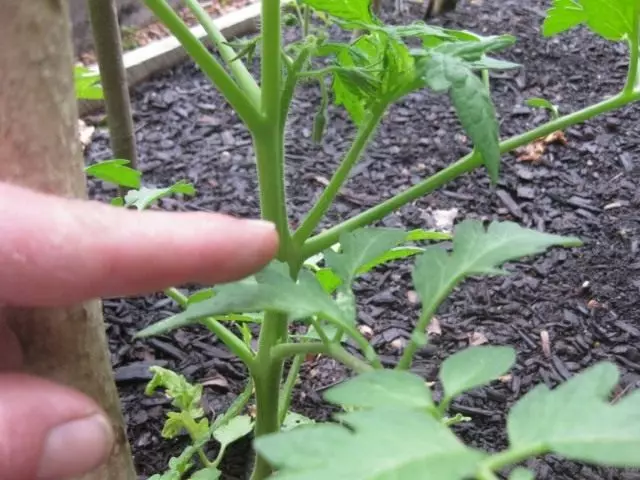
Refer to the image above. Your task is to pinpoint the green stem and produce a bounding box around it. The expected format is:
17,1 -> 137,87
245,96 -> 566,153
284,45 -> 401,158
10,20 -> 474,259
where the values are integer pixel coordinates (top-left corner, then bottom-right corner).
183,415 -> 213,467
271,340 -> 374,373
327,344 -> 375,373
280,45 -> 313,136
301,90 -> 640,259
624,14 -> 640,94
309,317 -> 332,344
478,444 -> 547,474
271,341 -> 327,360
183,0 -> 261,106
253,131 -> 293,261
249,3 -> 292,474
164,288 -> 256,369
261,0 -> 282,120
293,1 -> 305,26
303,5 -> 311,37
251,312 -> 288,480
293,104 -> 387,244
278,353 -> 304,425
201,318 -> 256,369
164,287 -> 189,307
144,0 -> 262,131
397,305 -> 444,370
476,468 -> 500,480
211,378 -> 254,432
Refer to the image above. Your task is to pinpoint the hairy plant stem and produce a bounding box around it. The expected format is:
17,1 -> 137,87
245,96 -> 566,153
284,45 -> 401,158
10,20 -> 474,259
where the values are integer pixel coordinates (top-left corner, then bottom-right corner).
250,1 -> 294,477
183,415 -> 213,467
280,45 -> 313,138
476,469 -> 501,480
397,299 -> 450,370
271,342 -> 374,373
143,0 -> 261,130
294,103 -> 387,244
251,311 -> 288,480
278,354 -> 304,424
624,13 -> 640,94
164,288 -> 256,368
303,4 -> 311,37
301,89 -> 640,259
477,444 -> 547,478
183,0 -> 261,105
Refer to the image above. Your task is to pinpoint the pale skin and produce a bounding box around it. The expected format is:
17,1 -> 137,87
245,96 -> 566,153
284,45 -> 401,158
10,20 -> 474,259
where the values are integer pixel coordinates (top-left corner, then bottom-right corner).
0,182 -> 279,479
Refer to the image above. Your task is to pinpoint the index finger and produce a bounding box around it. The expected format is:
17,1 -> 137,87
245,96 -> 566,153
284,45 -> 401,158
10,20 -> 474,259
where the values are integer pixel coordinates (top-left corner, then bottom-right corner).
0,183 -> 279,306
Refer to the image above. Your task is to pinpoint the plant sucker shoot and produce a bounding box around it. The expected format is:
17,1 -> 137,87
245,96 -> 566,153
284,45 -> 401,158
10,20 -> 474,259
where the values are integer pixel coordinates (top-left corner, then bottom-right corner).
82,0 -> 640,479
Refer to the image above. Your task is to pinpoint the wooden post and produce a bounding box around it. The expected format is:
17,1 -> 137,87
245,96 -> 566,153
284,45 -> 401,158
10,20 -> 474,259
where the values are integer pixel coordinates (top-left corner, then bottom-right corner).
0,1 -> 137,478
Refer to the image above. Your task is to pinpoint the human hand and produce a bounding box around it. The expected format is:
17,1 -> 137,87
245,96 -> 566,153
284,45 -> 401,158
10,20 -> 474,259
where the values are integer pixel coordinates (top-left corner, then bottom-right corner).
0,182 -> 279,479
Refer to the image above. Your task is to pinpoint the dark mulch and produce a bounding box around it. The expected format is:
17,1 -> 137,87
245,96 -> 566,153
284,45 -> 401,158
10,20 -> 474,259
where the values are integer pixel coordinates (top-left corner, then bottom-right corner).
84,0 -> 640,478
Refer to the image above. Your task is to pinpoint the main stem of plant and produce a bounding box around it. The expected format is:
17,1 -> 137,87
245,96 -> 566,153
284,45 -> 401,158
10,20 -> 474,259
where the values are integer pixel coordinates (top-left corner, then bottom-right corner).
250,0 -> 292,478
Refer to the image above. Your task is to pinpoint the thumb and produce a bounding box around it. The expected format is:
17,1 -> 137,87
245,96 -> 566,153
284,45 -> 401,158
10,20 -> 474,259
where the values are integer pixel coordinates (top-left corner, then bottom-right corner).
0,374 -> 113,480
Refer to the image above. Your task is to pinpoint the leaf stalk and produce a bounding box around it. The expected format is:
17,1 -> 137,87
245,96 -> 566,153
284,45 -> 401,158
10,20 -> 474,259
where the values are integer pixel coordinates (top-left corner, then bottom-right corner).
301,89 -> 640,259
294,102 -> 388,244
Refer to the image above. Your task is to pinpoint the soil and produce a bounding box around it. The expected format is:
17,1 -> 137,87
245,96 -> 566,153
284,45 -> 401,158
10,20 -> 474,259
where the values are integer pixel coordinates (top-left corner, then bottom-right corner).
83,0 -> 640,478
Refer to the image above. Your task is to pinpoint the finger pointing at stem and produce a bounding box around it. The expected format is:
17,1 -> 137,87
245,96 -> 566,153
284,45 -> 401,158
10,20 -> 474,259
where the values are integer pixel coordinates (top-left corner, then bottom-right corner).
0,182 -> 279,307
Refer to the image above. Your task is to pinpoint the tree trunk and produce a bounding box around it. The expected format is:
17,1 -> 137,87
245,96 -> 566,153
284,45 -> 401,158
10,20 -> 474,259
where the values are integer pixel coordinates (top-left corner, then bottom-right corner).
0,1 -> 137,479
88,0 -> 139,173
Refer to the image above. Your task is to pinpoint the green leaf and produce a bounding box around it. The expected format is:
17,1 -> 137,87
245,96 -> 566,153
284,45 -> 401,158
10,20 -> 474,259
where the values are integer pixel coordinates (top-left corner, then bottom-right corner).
190,467 -> 222,480
508,362 -> 640,467
405,229 -> 452,242
467,56 -> 521,71
213,414 -> 254,448
324,370 -> 435,411
412,220 -> 582,318
542,0 -> 639,41
324,228 -> 407,286
433,34 -> 517,61
526,97 -> 556,110
332,39 -> 382,125
187,289 -> 216,306
381,35 -> 416,98
84,159 -> 141,189
145,366 -> 204,416
282,411 -> 316,431
313,229 -> 449,295
542,0 -> 586,36
509,468 -> 535,480
416,52 -> 501,182
450,78 -> 500,182
124,180 -> 196,210
440,346 -> 516,402
74,65 -> 103,100
254,408 -> 485,479
313,268 -> 342,294
136,262 -> 349,338
356,246 -> 424,274
330,32 -> 415,122
162,412 -> 209,440
301,0 -> 374,25
526,97 -> 560,118
150,446 -> 198,480
382,22 -> 454,40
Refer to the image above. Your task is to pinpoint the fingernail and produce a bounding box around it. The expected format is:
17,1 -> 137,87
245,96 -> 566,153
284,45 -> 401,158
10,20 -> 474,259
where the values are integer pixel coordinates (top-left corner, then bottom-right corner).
38,413 -> 114,480
244,219 -> 277,233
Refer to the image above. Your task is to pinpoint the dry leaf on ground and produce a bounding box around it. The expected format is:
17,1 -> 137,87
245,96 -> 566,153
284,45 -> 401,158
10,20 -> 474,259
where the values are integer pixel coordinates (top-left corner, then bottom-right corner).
469,331 -> 488,346
516,130 -> 567,163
